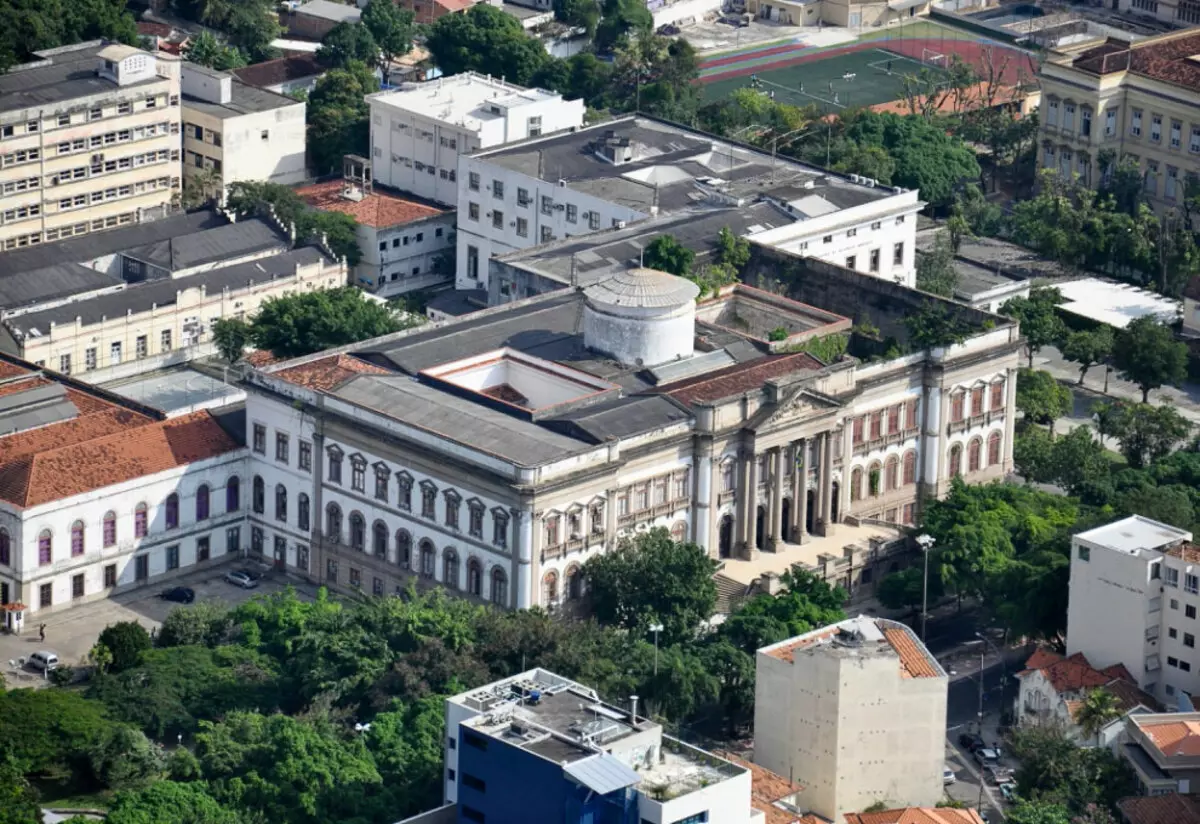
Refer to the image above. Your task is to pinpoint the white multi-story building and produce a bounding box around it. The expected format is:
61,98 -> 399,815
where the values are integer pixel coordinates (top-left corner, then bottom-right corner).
238,241 -> 1019,612
1067,516 -> 1200,705
754,615 -> 948,822
0,357 -> 245,622
0,41 -> 183,252
180,63 -> 307,193
366,72 -> 585,207
457,116 -> 922,292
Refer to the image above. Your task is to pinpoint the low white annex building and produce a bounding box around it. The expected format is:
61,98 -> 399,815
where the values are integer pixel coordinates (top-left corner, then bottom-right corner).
0,356 -> 245,622
754,615 -> 948,822
1067,516 -> 1200,706
181,63 -> 307,193
457,116 -> 923,292
367,72 -> 585,207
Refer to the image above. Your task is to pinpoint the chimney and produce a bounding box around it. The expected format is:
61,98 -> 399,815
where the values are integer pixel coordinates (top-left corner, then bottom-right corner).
630,695 -> 639,724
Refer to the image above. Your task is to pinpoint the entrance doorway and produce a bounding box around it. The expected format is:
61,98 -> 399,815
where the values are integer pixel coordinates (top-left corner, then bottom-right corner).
806,489 -> 816,534
831,481 -> 840,523
719,516 -> 734,559
781,498 -> 792,543
755,506 -> 766,550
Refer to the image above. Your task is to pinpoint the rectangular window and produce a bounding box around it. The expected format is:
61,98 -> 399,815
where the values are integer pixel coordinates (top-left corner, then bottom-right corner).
226,526 -> 240,554
161,329 -> 172,352
39,583 -> 52,608
104,564 -> 117,588
1167,567 -> 1180,587
566,204 -> 577,223
1046,98 -> 1059,126
253,424 -> 266,454
845,255 -> 856,270
869,248 -> 880,273
1167,166 -> 1179,200
492,180 -> 504,199
1192,127 -> 1200,153
1106,109 -> 1118,137
72,573 -> 84,599
1187,573 -> 1199,594
463,732 -> 488,751
588,212 -> 600,230
1188,605 -> 1197,619
468,202 -> 479,221
468,172 -> 479,191
166,544 -> 180,570
517,187 -> 529,206
299,441 -> 312,472
197,536 -> 210,563
59,354 -> 71,375
1151,114 -> 1162,142
492,209 -> 503,230
540,226 -> 552,243
516,216 -> 528,237
1132,109 -> 1142,137
135,335 -> 147,359
893,242 -> 904,266
276,432 -> 289,463
462,808 -> 485,824
467,245 -> 479,280
462,774 -> 487,792
1186,633 -> 1195,648
541,195 -> 553,215
1172,120 -> 1182,148
1081,108 -> 1092,137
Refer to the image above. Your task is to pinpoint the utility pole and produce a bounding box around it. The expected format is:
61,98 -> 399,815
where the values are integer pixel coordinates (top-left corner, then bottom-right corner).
650,622 -> 664,676
916,534 -> 936,643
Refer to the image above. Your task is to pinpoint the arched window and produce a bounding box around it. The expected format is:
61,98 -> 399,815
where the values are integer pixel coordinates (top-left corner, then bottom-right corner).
543,570 -> 559,604
196,484 -> 210,521
949,445 -> 963,478
419,540 -> 435,578
868,461 -> 882,497
443,549 -> 459,589
670,520 -> 687,543
0,528 -> 10,566
134,502 -> 148,538
252,476 -> 265,515
885,456 -> 899,492
850,467 -> 863,502
71,520 -> 85,557
326,503 -> 342,543
225,476 -> 240,512
467,558 -> 482,596
373,521 -> 388,558
902,451 -> 917,486
103,511 -> 117,548
275,484 -> 288,522
968,438 -> 982,472
349,512 -> 365,552
38,529 -> 52,565
298,493 -> 310,532
491,567 -> 508,606
988,431 -> 1002,466
396,529 -> 412,568
566,565 -> 582,600
165,493 -> 180,529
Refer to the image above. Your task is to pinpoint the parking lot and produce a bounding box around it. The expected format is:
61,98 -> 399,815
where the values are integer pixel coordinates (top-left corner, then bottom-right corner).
0,563 -> 318,687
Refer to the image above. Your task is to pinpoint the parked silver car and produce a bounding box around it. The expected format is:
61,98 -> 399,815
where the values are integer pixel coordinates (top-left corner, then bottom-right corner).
224,569 -> 259,589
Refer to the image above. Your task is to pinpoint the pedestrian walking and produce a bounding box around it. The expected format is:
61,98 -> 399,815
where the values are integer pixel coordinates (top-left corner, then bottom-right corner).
38,623 -> 45,642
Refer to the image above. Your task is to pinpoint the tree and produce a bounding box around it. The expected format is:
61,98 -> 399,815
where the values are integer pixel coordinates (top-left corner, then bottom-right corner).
1010,726 -> 1135,815
916,233 -> 958,298
903,301 -> 974,351
0,754 -> 41,824
715,226 -> 750,271
88,726 -> 167,790
720,570 -> 846,653
1007,803 -> 1072,824
1114,483 -> 1195,531
1112,315 -> 1189,402
583,527 -> 717,644
555,0 -> 601,36
361,0 -> 414,67
104,781 -> 250,824
1001,288 -> 1067,368
183,29 -> 246,70
157,600 -> 236,648
0,689 -> 109,778
226,180 -> 363,266
1061,327 -> 1114,385
1109,403 -> 1192,469
180,166 -> 223,211
876,565 -> 944,611
97,621 -> 153,673
305,62 -> 379,176
1017,368 -> 1072,432
245,287 -> 413,359
1075,688 -> 1121,741
594,0 -> 652,53
317,22 -> 379,69
643,234 -> 694,277
1048,425 -> 1108,496
212,317 -> 252,364
1091,401 -> 1124,448
1014,426 -> 1056,483
425,5 -> 549,84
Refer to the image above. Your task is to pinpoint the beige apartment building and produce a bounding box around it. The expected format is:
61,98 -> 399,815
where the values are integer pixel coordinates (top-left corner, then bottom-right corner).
1039,28 -> 1200,208
0,42 -> 182,253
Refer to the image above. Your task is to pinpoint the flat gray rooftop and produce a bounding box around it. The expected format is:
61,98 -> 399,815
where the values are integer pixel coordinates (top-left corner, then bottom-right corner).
1076,515 -> 1190,557
182,82 -> 299,119
0,42 -> 160,115
477,116 -> 900,216
103,368 -> 246,415
123,218 -> 286,271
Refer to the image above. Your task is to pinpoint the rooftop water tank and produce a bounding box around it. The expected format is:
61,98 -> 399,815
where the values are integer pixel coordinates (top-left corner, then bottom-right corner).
582,267 -> 699,368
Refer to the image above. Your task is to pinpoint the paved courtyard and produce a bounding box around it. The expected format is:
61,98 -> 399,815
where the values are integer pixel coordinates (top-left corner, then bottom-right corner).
0,563 -> 318,688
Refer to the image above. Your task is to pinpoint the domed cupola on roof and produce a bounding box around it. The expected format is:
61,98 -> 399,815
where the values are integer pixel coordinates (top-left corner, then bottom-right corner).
582,267 -> 699,368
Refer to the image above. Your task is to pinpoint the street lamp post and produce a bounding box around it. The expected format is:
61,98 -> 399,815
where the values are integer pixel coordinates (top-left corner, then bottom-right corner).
972,632 -> 1003,814
650,623 -> 664,676
916,534 -> 936,643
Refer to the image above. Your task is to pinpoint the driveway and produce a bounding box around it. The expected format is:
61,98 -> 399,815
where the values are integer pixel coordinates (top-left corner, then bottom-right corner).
0,564 -> 317,687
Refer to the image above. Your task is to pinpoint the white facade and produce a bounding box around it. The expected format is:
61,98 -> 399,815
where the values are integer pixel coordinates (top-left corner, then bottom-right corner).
181,64 -> 307,191
754,616 -> 948,822
1067,516 -> 1200,705
367,73 -> 585,206
354,211 -> 456,297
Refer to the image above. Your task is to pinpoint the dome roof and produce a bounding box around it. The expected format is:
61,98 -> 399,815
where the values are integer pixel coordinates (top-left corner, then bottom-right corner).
583,267 -> 700,309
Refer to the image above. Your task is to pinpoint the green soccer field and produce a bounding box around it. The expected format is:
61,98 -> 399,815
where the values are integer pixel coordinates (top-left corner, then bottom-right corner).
702,47 -> 952,112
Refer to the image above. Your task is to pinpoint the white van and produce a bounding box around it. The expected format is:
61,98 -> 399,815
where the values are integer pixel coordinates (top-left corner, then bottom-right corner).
27,650 -> 59,672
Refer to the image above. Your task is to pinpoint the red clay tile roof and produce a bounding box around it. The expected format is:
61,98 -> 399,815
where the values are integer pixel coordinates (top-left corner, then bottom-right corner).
1020,647 -> 1065,673
137,21 -> 174,37
1166,544 -> 1200,563
232,54 -> 323,89
844,807 -> 985,824
666,352 -> 823,405
1140,719 -> 1200,758
1070,31 -> 1200,91
271,353 -> 392,391
436,0 -> 477,11
1118,793 -> 1200,824
0,410 -> 241,507
243,349 -> 282,368
1025,651 -> 1112,693
717,753 -> 805,824
295,180 -> 447,229
883,627 -> 941,679
1021,649 -> 1157,717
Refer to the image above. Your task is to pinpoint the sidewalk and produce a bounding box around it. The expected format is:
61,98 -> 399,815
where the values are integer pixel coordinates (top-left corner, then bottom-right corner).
1037,346 -> 1200,426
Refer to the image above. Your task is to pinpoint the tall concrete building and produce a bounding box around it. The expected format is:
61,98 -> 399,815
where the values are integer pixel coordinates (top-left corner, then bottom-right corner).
755,615 -> 948,822
0,41 -> 182,252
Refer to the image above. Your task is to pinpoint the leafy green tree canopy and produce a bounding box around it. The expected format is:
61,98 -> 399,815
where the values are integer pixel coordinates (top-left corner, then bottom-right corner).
1016,368 -> 1072,429
643,234 -> 694,277
317,21 -> 379,69
97,620 -> 152,673
1112,315 -> 1189,402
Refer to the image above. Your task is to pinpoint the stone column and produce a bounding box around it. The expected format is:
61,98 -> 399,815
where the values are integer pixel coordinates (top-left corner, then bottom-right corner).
1003,367 -> 1018,471
695,447 -> 713,553
838,425 -> 853,525
817,431 -> 834,536
792,437 -> 808,544
740,448 -> 758,553
514,507 -> 534,610
769,446 -> 785,551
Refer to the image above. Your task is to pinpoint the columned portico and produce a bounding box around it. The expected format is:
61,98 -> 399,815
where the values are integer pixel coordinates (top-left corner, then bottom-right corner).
792,437 -> 808,544
768,446 -> 785,550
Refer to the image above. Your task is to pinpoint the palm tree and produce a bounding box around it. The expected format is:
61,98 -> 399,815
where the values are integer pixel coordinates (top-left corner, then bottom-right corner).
1075,688 -> 1121,742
